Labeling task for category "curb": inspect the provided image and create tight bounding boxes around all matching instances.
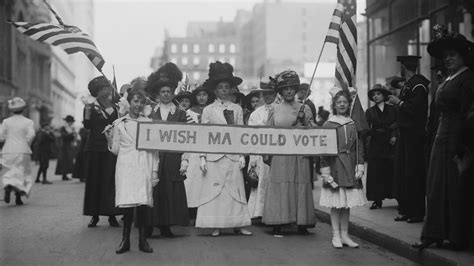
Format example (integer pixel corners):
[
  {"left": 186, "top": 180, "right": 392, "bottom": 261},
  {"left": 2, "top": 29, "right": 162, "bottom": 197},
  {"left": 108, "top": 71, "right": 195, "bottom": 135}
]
[{"left": 314, "top": 208, "right": 456, "bottom": 266}]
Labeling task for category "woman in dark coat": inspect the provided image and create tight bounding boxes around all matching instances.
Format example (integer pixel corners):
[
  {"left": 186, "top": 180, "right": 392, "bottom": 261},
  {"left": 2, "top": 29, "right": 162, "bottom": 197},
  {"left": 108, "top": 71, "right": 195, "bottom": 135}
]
[
  {"left": 145, "top": 62, "right": 190, "bottom": 237},
  {"left": 82, "top": 76, "right": 120, "bottom": 227},
  {"left": 365, "top": 84, "right": 397, "bottom": 209},
  {"left": 414, "top": 26, "right": 474, "bottom": 250},
  {"left": 73, "top": 126, "right": 89, "bottom": 182},
  {"left": 55, "top": 115, "right": 76, "bottom": 180}
]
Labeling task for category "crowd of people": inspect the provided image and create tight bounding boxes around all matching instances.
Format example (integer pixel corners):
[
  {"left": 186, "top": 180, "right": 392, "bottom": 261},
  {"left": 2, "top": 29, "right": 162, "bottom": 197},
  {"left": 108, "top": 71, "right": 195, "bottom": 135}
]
[{"left": 1, "top": 26, "right": 473, "bottom": 254}]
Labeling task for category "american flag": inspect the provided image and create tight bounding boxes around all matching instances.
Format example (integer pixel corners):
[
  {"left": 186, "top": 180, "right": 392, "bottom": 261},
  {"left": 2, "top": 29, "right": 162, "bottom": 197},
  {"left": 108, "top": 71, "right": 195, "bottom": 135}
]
[
  {"left": 9, "top": 21, "right": 105, "bottom": 71},
  {"left": 325, "top": 0, "right": 369, "bottom": 133}
]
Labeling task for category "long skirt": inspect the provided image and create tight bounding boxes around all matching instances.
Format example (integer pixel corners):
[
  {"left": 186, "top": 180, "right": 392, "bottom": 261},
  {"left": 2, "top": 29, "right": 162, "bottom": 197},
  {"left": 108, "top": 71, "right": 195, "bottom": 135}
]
[
  {"left": 1, "top": 153, "right": 33, "bottom": 196},
  {"left": 262, "top": 155, "right": 315, "bottom": 226},
  {"left": 195, "top": 158, "right": 251, "bottom": 228},
  {"left": 421, "top": 115, "right": 471, "bottom": 246},
  {"left": 247, "top": 156, "right": 270, "bottom": 218},
  {"left": 149, "top": 180, "right": 189, "bottom": 226},
  {"left": 366, "top": 157, "right": 394, "bottom": 201},
  {"left": 55, "top": 145, "right": 74, "bottom": 175},
  {"left": 184, "top": 153, "right": 203, "bottom": 208},
  {"left": 83, "top": 151, "right": 120, "bottom": 216}
]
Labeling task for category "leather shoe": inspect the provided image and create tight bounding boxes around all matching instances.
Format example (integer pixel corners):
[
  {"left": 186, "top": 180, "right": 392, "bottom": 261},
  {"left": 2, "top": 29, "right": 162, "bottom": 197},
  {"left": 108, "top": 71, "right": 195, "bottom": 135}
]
[
  {"left": 407, "top": 217, "right": 423, "bottom": 223},
  {"left": 394, "top": 215, "right": 408, "bottom": 222},
  {"left": 4, "top": 187, "right": 11, "bottom": 203},
  {"left": 15, "top": 194, "right": 23, "bottom": 205},
  {"left": 108, "top": 216, "right": 120, "bottom": 227},
  {"left": 88, "top": 216, "right": 99, "bottom": 227}
]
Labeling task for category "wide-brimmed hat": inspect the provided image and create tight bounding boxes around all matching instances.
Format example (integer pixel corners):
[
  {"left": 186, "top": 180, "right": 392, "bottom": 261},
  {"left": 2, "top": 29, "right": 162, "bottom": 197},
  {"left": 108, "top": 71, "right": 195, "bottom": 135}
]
[
  {"left": 368, "top": 84, "right": 391, "bottom": 101},
  {"left": 274, "top": 70, "right": 300, "bottom": 92},
  {"left": 204, "top": 61, "right": 242, "bottom": 89},
  {"left": 396, "top": 55, "right": 421, "bottom": 72},
  {"left": 88, "top": 76, "right": 112, "bottom": 97},
  {"left": 317, "top": 106, "right": 330, "bottom": 121},
  {"left": 428, "top": 25, "right": 474, "bottom": 59},
  {"left": 145, "top": 62, "right": 183, "bottom": 97},
  {"left": 175, "top": 91, "right": 192, "bottom": 102},
  {"left": 64, "top": 115, "right": 75, "bottom": 123},
  {"left": 8, "top": 97, "right": 26, "bottom": 112}
]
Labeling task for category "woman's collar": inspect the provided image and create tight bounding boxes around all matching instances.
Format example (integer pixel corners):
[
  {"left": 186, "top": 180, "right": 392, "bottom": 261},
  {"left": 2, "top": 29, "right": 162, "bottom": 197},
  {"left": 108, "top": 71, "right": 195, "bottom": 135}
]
[
  {"left": 446, "top": 66, "right": 469, "bottom": 81},
  {"left": 327, "top": 114, "right": 353, "bottom": 125}
]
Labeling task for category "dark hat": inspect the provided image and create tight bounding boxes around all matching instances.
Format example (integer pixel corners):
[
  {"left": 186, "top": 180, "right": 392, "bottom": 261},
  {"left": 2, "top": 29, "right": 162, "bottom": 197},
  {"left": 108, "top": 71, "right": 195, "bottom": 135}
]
[
  {"left": 145, "top": 62, "right": 183, "bottom": 97},
  {"left": 317, "top": 106, "right": 330, "bottom": 122},
  {"left": 428, "top": 25, "right": 474, "bottom": 59},
  {"left": 274, "top": 70, "right": 300, "bottom": 91},
  {"left": 204, "top": 61, "right": 243, "bottom": 89},
  {"left": 390, "top": 76, "right": 406, "bottom": 89},
  {"left": 396, "top": 55, "right": 421, "bottom": 72},
  {"left": 175, "top": 91, "right": 192, "bottom": 102},
  {"left": 299, "top": 83, "right": 310, "bottom": 91},
  {"left": 246, "top": 89, "right": 261, "bottom": 100},
  {"left": 88, "top": 76, "right": 111, "bottom": 97},
  {"left": 368, "top": 84, "right": 391, "bottom": 101},
  {"left": 64, "top": 115, "right": 75, "bottom": 123}
]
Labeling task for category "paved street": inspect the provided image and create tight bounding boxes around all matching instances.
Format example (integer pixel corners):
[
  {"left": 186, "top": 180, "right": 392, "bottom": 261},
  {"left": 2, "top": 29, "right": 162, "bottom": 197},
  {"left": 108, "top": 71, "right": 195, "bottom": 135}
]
[{"left": 0, "top": 161, "right": 414, "bottom": 265}]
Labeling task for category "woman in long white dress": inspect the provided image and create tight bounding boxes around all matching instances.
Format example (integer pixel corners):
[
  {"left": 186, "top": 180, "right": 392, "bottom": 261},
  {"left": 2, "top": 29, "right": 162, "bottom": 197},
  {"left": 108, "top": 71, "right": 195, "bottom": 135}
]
[
  {"left": 196, "top": 61, "right": 252, "bottom": 236},
  {"left": 107, "top": 90, "right": 159, "bottom": 254},
  {"left": 1, "top": 97, "right": 35, "bottom": 205}
]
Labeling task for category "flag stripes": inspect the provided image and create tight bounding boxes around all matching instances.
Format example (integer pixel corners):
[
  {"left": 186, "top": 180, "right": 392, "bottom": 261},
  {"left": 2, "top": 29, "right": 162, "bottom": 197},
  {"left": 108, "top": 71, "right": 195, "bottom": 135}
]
[{"left": 9, "top": 21, "right": 105, "bottom": 71}]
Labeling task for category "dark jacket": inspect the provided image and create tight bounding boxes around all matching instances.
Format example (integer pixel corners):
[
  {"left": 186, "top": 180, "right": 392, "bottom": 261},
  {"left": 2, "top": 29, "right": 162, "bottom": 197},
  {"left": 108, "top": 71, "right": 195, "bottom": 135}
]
[
  {"left": 83, "top": 105, "right": 118, "bottom": 152},
  {"left": 397, "top": 74, "right": 430, "bottom": 131}
]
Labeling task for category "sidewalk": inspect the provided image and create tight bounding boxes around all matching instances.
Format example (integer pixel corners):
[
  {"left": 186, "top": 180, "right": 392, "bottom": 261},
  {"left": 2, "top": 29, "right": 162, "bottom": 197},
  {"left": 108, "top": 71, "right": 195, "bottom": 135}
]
[{"left": 312, "top": 180, "right": 474, "bottom": 265}]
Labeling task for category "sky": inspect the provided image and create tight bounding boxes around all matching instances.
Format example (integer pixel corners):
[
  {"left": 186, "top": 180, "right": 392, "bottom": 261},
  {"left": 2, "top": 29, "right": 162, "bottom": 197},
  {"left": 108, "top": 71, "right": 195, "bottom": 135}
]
[{"left": 93, "top": 0, "right": 366, "bottom": 86}]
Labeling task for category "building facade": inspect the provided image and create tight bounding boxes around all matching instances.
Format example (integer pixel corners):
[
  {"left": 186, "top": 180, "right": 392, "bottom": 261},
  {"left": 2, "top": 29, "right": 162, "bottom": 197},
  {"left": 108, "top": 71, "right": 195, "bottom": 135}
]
[
  {"left": 0, "top": 0, "right": 52, "bottom": 128},
  {"left": 365, "top": 0, "right": 474, "bottom": 96}
]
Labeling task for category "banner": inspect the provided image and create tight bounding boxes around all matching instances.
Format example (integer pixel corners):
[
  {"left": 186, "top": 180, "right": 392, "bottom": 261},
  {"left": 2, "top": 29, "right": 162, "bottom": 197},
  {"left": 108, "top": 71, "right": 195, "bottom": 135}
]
[{"left": 136, "top": 121, "right": 338, "bottom": 156}]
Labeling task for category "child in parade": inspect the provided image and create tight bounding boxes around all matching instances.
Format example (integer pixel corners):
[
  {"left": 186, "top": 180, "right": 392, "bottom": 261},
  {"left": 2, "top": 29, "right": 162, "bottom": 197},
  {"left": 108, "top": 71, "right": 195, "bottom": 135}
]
[
  {"left": 33, "top": 121, "right": 56, "bottom": 184},
  {"left": 106, "top": 90, "right": 158, "bottom": 254},
  {"left": 319, "top": 88, "right": 367, "bottom": 248},
  {"left": 197, "top": 61, "right": 252, "bottom": 237},
  {"left": 1, "top": 97, "right": 35, "bottom": 205}
]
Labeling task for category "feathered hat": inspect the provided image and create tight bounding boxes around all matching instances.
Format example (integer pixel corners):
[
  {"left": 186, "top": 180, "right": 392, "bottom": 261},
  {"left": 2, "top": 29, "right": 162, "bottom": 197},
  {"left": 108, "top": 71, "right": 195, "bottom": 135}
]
[
  {"left": 191, "top": 84, "right": 215, "bottom": 105},
  {"left": 427, "top": 24, "right": 474, "bottom": 59},
  {"left": 8, "top": 97, "right": 26, "bottom": 112},
  {"left": 273, "top": 70, "right": 300, "bottom": 92},
  {"left": 368, "top": 84, "right": 391, "bottom": 101},
  {"left": 204, "top": 61, "right": 242, "bottom": 89},
  {"left": 259, "top": 76, "right": 276, "bottom": 92},
  {"left": 145, "top": 62, "right": 183, "bottom": 97}
]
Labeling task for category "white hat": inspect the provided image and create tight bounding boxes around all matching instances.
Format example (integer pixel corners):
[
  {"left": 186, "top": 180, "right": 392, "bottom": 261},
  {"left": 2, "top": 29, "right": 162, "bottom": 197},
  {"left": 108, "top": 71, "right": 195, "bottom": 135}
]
[
  {"left": 8, "top": 97, "right": 26, "bottom": 112},
  {"left": 329, "top": 87, "right": 343, "bottom": 98}
]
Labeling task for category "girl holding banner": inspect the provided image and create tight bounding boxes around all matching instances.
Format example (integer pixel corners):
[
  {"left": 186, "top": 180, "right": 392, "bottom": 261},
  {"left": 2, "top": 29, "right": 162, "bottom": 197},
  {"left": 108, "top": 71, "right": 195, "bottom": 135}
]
[
  {"left": 196, "top": 61, "right": 252, "bottom": 237},
  {"left": 262, "top": 70, "right": 316, "bottom": 237},
  {"left": 319, "top": 88, "right": 366, "bottom": 249}
]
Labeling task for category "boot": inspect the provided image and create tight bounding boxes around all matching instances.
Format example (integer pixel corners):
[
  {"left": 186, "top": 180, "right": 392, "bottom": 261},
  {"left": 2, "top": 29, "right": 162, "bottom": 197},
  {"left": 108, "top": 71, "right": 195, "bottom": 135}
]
[
  {"left": 144, "top": 226, "right": 153, "bottom": 238},
  {"left": 116, "top": 221, "right": 131, "bottom": 254},
  {"left": 160, "top": 226, "right": 174, "bottom": 238},
  {"left": 4, "top": 186, "right": 12, "bottom": 204},
  {"left": 108, "top": 216, "right": 120, "bottom": 227},
  {"left": 340, "top": 208, "right": 359, "bottom": 248},
  {"left": 88, "top": 216, "right": 99, "bottom": 227},
  {"left": 330, "top": 208, "right": 342, "bottom": 249},
  {"left": 138, "top": 227, "right": 153, "bottom": 253},
  {"left": 15, "top": 192, "right": 23, "bottom": 205}
]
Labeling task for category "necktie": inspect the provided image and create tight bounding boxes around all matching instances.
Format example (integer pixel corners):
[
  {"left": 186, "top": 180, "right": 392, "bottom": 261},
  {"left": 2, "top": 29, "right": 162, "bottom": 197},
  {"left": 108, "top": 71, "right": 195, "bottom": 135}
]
[{"left": 223, "top": 109, "right": 234, "bottom": 125}]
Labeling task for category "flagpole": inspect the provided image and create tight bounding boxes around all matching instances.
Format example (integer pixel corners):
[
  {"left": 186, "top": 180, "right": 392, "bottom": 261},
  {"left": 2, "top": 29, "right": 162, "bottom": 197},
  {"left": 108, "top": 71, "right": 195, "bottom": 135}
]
[
  {"left": 304, "top": 42, "right": 327, "bottom": 101},
  {"left": 42, "top": 0, "right": 65, "bottom": 26}
]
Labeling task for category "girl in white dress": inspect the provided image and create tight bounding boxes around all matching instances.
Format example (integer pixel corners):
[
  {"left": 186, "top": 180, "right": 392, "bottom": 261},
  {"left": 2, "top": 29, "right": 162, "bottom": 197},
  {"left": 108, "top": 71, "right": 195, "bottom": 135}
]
[{"left": 107, "top": 90, "right": 159, "bottom": 254}]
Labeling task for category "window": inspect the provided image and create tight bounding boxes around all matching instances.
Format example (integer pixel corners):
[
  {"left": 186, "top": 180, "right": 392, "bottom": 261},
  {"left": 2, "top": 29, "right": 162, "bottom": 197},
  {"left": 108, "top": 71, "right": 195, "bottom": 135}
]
[
  {"left": 208, "top": 44, "right": 215, "bottom": 53},
  {"left": 219, "top": 44, "right": 225, "bottom": 53},
  {"left": 181, "top": 57, "right": 188, "bottom": 66},
  {"left": 171, "top": 44, "right": 177, "bottom": 53},
  {"left": 193, "top": 57, "right": 200, "bottom": 66},
  {"left": 193, "top": 72, "right": 200, "bottom": 81},
  {"left": 302, "top": 20, "right": 307, "bottom": 28},
  {"left": 229, "top": 44, "right": 236, "bottom": 53},
  {"left": 182, "top": 44, "right": 188, "bottom": 53},
  {"left": 193, "top": 44, "right": 200, "bottom": 53}
]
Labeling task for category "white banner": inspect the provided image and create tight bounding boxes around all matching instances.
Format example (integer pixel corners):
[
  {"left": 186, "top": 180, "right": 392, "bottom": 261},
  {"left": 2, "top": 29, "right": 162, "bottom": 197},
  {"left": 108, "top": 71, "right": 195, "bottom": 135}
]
[{"left": 136, "top": 122, "right": 338, "bottom": 156}]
